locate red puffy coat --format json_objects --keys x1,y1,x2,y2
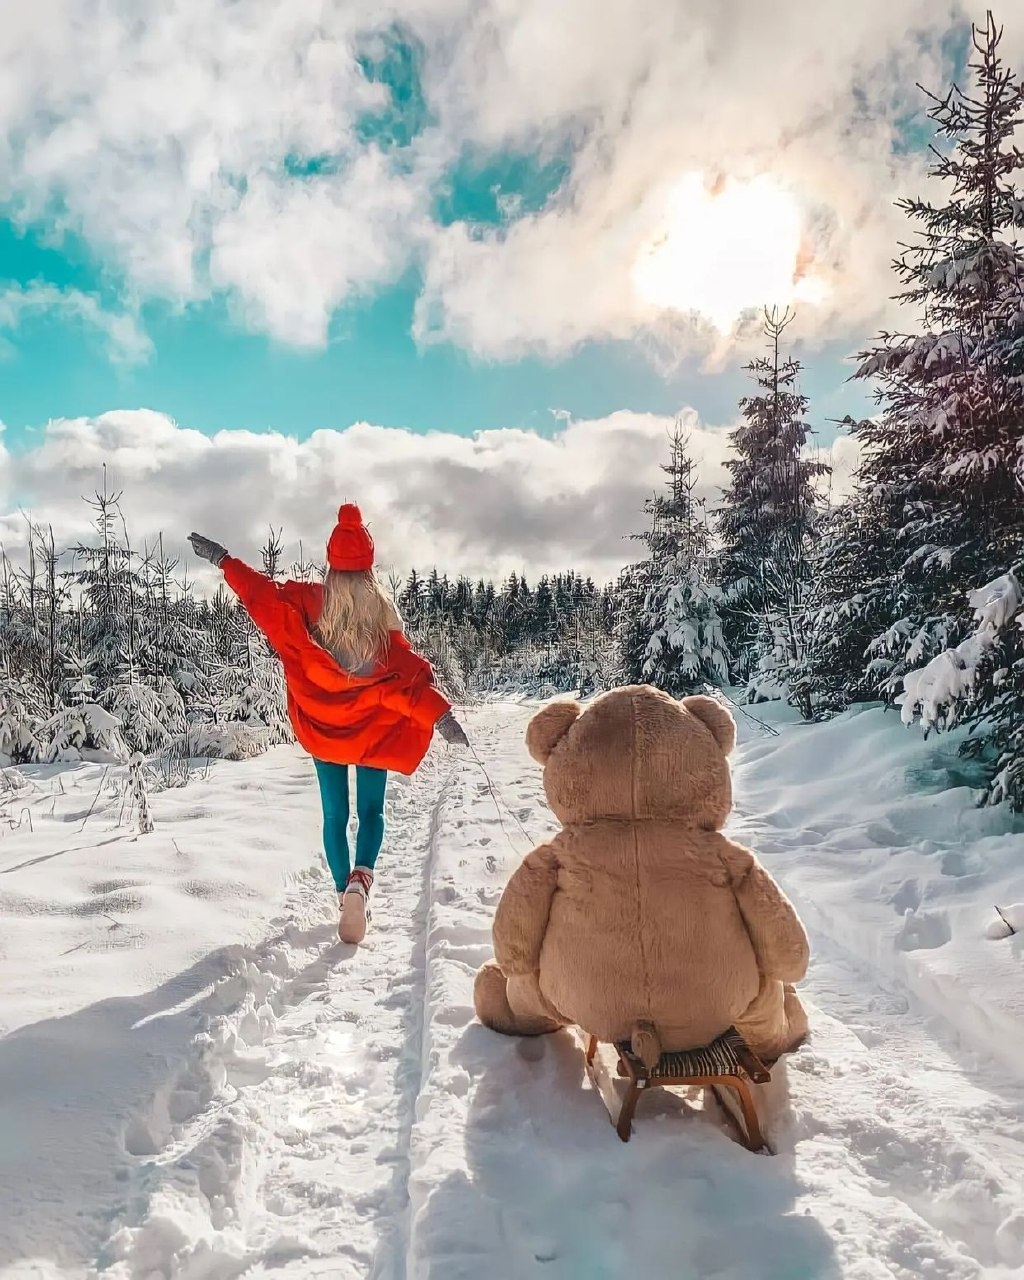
[{"x1": 221, "y1": 557, "x2": 451, "y2": 774}]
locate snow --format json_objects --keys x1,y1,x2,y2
[
  {"x1": 900, "y1": 571, "x2": 1024, "y2": 731},
  {"x1": 2, "y1": 699, "x2": 1024, "y2": 1278},
  {"x1": 986, "y1": 904, "x2": 1024, "y2": 940},
  {"x1": 734, "y1": 700, "x2": 1024, "y2": 1081}
]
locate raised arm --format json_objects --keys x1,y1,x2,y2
[
  {"x1": 189, "y1": 535, "x2": 291, "y2": 651},
  {"x1": 188, "y1": 532, "x2": 229, "y2": 569},
  {"x1": 493, "y1": 841, "x2": 559, "y2": 976}
]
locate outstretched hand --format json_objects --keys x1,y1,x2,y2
[
  {"x1": 437, "y1": 710, "x2": 469, "y2": 747},
  {"x1": 189, "y1": 532, "x2": 229, "y2": 567}
]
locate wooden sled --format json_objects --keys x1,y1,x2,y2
[{"x1": 583, "y1": 1027, "x2": 772, "y2": 1153}]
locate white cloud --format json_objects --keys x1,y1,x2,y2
[
  {"x1": 413, "y1": 0, "x2": 961, "y2": 360},
  {"x1": 0, "y1": 284, "x2": 151, "y2": 365},
  {"x1": 821, "y1": 432, "x2": 864, "y2": 504},
  {"x1": 0, "y1": 408, "x2": 735, "y2": 584},
  {"x1": 0, "y1": 0, "x2": 1016, "y2": 360},
  {"x1": 208, "y1": 153, "x2": 427, "y2": 348}
]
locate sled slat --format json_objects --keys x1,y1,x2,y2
[{"x1": 584, "y1": 1028, "x2": 771, "y2": 1152}]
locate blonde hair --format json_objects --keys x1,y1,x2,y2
[{"x1": 316, "y1": 568, "x2": 394, "y2": 673}]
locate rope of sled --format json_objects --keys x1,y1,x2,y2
[
  {"x1": 466, "y1": 735, "x2": 538, "y2": 857},
  {"x1": 437, "y1": 723, "x2": 539, "y2": 859}
]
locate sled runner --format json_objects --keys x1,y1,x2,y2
[{"x1": 583, "y1": 1027, "x2": 772, "y2": 1152}]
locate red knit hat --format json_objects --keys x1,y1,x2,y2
[{"x1": 326, "y1": 503, "x2": 374, "y2": 571}]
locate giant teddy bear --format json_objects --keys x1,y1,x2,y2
[{"x1": 473, "y1": 685, "x2": 809, "y2": 1066}]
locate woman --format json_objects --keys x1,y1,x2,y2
[{"x1": 189, "y1": 503, "x2": 468, "y2": 945}]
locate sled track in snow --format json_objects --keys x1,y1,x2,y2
[
  {"x1": 372, "y1": 753, "x2": 459, "y2": 1280},
  {"x1": 97, "y1": 751, "x2": 460, "y2": 1280}
]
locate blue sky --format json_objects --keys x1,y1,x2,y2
[
  {"x1": 0, "y1": 1, "x2": 996, "y2": 578},
  {"x1": 0, "y1": 138, "x2": 874, "y2": 448},
  {"x1": 0, "y1": 228, "x2": 871, "y2": 444}
]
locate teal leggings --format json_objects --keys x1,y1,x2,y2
[{"x1": 312, "y1": 760, "x2": 388, "y2": 892}]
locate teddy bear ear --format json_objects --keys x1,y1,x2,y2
[
  {"x1": 681, "y1": 694, "x2": 737, "y2": 756},
  {"x1": 525, "y1": 700, "x2": 581, "y2": 764}
]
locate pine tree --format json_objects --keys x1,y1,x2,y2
[
  {"x1": 70, "y1": 472, "x2": 139, "y2": 693},
  {"x1": 498, "y1": 572, "x2": 523, "y2": 652},
  {"x1": 717, "y1": 308, "x2": 828, "y2": 703},
  {"x1": 533, "y1": 576, "x2": 557, "y2": 651},
  {"x1": 260, "y1": 528, "x2": 285, "y2": 579},
  {"x1": 618, "y1": 423, "x2": 730, "y2": 693},
  {"x1": 289, "y1": 541, "x2": 323, "y2": 582},
  {"x1": 473, "y1": 578, "x2": 495, "y2": 631},
  {"x1": 426, "y1": 568, "x2": 444, "y2": 619},
  {"x1": 399, "y1": 570, "x2": 425, "y2": 629},
  {"x1": 451, "y1": 576, "x2": 474, "y2": 622},
  {"x1": 803, "y1": 13, "x2": 1024, "y2": 719}
]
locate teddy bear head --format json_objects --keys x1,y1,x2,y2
[{"x1": 525, "y1": 684, "x2": 736, "y2": 829}]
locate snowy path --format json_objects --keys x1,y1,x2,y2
[
  {"x1": 98, "y1": 752, "x2": 461, "y2": 1279},
  {"x1": 3, "y1": 701, "x2": 1024, "y2": 1278}
]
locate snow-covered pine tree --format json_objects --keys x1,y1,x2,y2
[
  {"x1": 612, "y1": 563, "x2": 650, "y2": 685},
  {"x1": 53, "y1": 477, "x2": 148, "y2": 757},
  {"x1": 450, "y1": 576, "x2": 474, "y2": 623},
  {"x1": 0, "y1": 679, "x2": 45, "y2": 765},
  {"x1": 802, "y1": 13, "x2": 1024, "y2": 719},
  {"x1": 399, "y1": 569, "x2": 425, "y2": 629},
  {"x1": 788, "y1": 494, "x2": 892, "y2": 717},
  {"x1": 69, "y1": 472, "x2": 140, "y2": 695},
  {"x1": 105, "y1": 680, "x2": 186, "y2": 755},
  {"x1": 137, "y1": 537, "x2": 178, "y2": 683},
  {"x1": 0, "y1": 548, "x2": 48, "y2": 762},
  {"x1": 641, "y1": 565, "x2": 730, "y2": 694},
  {"x1": 34, "y1": 521, "x2": 68, "y2": 714},
  {"x1": 717, "y1": 308, "x2": 828, "y2": 708},
  {"x1": 912, "y1": 569, "x2": 1024, "y2": 808},
  {"x1": 473, "y1": 578, "x2": 495, "y2": 627},
  {"x1": 41, "y1": 701, "x2": 129, "y2": 763},
  {"x1": 215, "y1": 629, "x2": 292, "y2": 747},
  {"x1": 0, "y1": 519, "x2": 70, "y2": 755},
  {"x1": 497, "y1": 572, "x2": 525, "y2": 653},
  {"x1": 618, "y1": 423, "x2": 730, "y2": 694}
]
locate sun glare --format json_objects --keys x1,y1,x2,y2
[{"x1": 632, "y1": 173, "x2": 827, "y2": 333}]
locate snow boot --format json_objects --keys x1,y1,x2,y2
[{"x1": 339, "y1": 868, "x2": 373, "y2": 944}]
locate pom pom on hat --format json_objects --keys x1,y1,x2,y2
[{"x1": 327, "y1": 503, "x2": 374, "y2": 571}]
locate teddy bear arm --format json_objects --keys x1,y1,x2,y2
[
  {"x1": 733, "y1": 859, "x2": 810, "y2": 983},
  {"x1": 492, "y1": 842, "x2": 560, "y2": 977}
]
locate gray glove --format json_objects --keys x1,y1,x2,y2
[
  {"x1": 189, "y1": 532, "x2": 228, "y2": 567},
  {"x1": 436, "y1": 710, "x2": 469, "y2": 746}
]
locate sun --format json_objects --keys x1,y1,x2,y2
[{"x1": 632, "y1": 173, "x2": 827, "y2": 333}]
